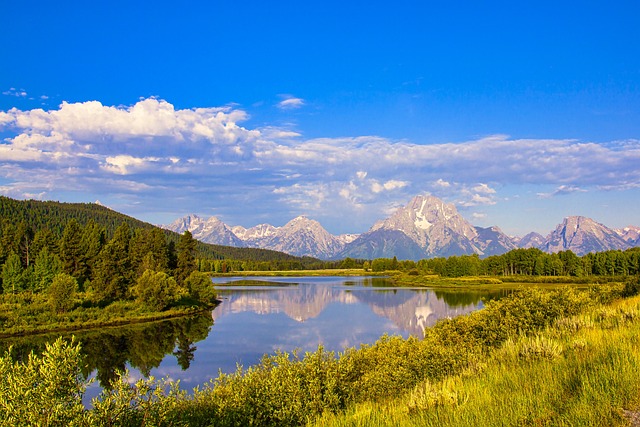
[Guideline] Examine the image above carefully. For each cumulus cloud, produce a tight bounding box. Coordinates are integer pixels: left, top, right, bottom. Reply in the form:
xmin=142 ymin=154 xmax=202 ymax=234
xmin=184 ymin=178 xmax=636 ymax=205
xmin=371 ymin=179 xmax=409 ymax=193
xmin=276 ymin=96 xmax=305 ymax=110
xmin=1 ymin=98 xmax=640 ymax=230
xmin=434 ymin=179 xmax=451 ymax=188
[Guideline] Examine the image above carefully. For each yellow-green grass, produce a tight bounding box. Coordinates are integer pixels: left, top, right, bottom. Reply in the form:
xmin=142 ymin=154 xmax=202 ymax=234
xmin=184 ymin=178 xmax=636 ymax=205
xmin=310 ymin=294 xmax=640 ymax=427
xmin=210 ymin=269 xmax=383 ymax=277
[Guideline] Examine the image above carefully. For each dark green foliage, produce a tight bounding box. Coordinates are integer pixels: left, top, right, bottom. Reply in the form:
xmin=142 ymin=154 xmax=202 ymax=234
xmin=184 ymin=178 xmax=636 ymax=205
xmin=1 ymin=252 xmax=24 ymax=294
xmin=622 ymin=275 xmax=640 ymax=297
xmin=412 ymin=247 xmax=640 ymax=278
xmin=33 ymin=247 xmax=62 ymax=292
xmin=80 ymin=220 xmax=106 ymax=282
xmin=31 ymin=227 xmax=58 ymax=261
xmin=59 ymin=219 xmax=85 ymax=281
xmin=130 ymin=228 xmax=170 ymax=278
xmin=91 ymin=223 xmax=133 ymax=302
xmin=176 ymin=231 xmax=197 ymax=284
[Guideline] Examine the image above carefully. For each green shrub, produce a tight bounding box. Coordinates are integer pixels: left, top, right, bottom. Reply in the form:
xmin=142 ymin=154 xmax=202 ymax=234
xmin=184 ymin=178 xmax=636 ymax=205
xmin=0 ymin=338 xmax=87 ymax=426
xmin=130 ymin=270 xmax=187 ymax=311
xmin=185 ymin=271 xmax=217 ymax=304
xmin=48 ymin=273 xmax=78 ymax=313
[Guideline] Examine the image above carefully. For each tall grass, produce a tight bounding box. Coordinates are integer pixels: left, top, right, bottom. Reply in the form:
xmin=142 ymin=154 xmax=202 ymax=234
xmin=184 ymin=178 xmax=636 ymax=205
xmin=310 ymin=295 xmax=640 ymax=427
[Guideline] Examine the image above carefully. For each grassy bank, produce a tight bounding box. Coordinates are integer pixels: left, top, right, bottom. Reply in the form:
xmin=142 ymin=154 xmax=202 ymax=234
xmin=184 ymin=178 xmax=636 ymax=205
xmin=0 ymin=291 xmax=215 ymax=338
xmin=210 ymin=269 xmax=384 ymax=277
xmin=391 ymin=272 xmax=630 ymax=289
xmin=311 ymin=291 xmax=640 ymax=427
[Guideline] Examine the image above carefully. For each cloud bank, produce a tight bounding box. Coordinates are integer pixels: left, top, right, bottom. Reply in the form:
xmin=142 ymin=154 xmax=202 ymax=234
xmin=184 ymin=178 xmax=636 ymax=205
xmin=1 ymin=98 xmax=639 ymax=230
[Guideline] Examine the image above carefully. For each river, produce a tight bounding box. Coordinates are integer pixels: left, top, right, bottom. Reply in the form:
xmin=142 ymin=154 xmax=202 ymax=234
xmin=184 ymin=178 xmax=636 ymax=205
xmin=0 ymin=276 xmax=503 ymax=401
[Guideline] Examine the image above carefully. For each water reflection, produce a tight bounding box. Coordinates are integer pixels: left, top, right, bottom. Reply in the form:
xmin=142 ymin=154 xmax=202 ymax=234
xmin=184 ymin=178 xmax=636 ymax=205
xmin=0 ymin=313 xmax=213 ymax=388
xmin=212 ymin=276 xmax=482 ymax=338
xmin=1 ymin=276 xmax=494 ymax=397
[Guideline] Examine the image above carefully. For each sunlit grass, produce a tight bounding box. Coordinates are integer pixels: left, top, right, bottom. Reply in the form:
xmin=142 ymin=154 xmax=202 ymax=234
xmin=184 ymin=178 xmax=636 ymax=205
xmin=310 ymin=295 xmax=640 ymax=427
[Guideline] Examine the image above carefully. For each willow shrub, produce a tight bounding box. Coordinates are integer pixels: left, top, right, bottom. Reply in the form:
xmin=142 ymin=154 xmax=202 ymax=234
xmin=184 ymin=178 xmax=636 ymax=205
xmin=0 ymin=338 xmax=86 ymax=427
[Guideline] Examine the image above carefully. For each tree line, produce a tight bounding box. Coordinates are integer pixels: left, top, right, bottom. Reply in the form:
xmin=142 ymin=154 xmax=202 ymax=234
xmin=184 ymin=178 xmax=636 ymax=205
xmin=0 ymin=217 xmax=216 ymax=311
xmin=367 ymin=247 xmax=640 ymax=277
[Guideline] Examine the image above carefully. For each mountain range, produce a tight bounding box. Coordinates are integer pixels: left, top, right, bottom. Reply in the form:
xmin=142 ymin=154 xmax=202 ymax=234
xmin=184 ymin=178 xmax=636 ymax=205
xmin=163 ymin=195 xmax=640 ymax=261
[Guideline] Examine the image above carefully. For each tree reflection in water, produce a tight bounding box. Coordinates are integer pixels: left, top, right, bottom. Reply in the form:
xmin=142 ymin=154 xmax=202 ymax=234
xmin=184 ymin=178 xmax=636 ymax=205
xmin=0 ymin=312 xmax=213 ymax=388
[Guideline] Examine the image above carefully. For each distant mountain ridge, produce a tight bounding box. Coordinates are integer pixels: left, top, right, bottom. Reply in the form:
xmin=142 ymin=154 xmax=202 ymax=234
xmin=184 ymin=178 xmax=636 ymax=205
xmin=165 ymin=194 xmax=639 ymax=260
xmin=542 ymin=216 xmax=631 ymax=255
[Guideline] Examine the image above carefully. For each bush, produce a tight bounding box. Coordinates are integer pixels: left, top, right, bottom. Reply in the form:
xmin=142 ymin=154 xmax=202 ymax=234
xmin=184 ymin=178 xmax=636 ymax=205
xmin=48 ymin=273 xmax=77 ymax=313
xmin=622 ymin=275 xmax=640 ymax=297
xmin=130 ymin=270 xmax=187 ymax=311
xmin=0 ymin=338 xmax=87 ymax=426
xmin=185 ymin=271 xmax=217 ymax=304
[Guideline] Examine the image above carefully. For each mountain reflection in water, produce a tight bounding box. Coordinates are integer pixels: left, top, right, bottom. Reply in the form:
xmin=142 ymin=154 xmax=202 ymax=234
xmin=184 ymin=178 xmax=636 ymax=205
xmin=212 ymin=276 xmax=483 ymax=337
xmin=1 ymin=276 xmax=496 ymax=399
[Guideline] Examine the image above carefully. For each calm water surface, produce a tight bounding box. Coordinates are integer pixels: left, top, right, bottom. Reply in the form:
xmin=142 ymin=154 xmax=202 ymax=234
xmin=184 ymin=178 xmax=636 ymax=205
xmin=1 ymin=276 xmax=503 ymax=400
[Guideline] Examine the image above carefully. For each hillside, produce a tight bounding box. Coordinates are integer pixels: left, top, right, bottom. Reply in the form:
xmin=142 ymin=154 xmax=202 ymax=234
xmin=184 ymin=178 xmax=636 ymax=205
xmin=0 ymin=196 xmax=312 ymax=263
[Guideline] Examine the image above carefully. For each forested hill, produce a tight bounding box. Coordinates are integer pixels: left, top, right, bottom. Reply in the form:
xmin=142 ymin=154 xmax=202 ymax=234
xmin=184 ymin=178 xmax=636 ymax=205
xmin=0 ymin=196 xmax=156 ymax=237
xmin=0 ymin=196 xmax=311 ymax=263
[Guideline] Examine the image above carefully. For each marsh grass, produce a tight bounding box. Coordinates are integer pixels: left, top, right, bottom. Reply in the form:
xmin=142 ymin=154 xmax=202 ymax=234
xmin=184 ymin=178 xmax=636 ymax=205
xmin=310 ymin=294 xmax=640 ymax=427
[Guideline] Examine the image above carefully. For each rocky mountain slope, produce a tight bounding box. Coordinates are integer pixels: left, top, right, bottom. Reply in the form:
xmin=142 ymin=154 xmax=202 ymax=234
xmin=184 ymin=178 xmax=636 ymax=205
xmin=163 ymin=195 xmax=640 ymax=260
xmin=164 ymin=214 xmax=246 ymax=247
xmin=617 ymin=225 xmax=640 ymax=246
xmin=338 ymin=195 xmax=515 ymax=260
xmin=517 ymin=232 xmax=546 ymax=249
xmin=542 ymin=216 xmax=631 ymax=255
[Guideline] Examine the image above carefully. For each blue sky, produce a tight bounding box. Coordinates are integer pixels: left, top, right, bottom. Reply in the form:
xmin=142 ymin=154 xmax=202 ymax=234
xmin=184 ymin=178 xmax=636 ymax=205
xmin=1 ymin=1 xmax=639 ymax=237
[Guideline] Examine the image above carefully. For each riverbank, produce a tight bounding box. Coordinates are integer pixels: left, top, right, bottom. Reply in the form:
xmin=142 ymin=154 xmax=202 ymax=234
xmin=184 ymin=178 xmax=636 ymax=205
xmin=214 ymin=269 xmax=629 ymax=291
xmin=210 ymin=268 xmax=386 ymax=277
xmin=0 ymin=291 xmax=217 ymax=338
xmin=311 ymin=288 xmax=640 ymax=427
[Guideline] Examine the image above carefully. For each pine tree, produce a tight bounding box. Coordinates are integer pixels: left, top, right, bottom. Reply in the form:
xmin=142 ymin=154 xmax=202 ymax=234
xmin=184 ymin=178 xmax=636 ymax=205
xmin=59 ymin=219 xmax=84 ymax=280
xmin=1 ymin=252 xmax=24 ymax=294
xmin=31 ymin=228 xmax=59 ymax=260
xmin=80 ymin=220 xmax=106 ymax=283
xmin=176 ymin=231 xmax=197 ymax=284
xmin=92 ymin=222 xmax=132 ymax=302
xmin=34 ymin=247 xmax=63 ymax=292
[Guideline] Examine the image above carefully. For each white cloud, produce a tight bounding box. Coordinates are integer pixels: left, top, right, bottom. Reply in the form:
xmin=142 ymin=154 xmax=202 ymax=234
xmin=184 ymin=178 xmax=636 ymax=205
xmin=277 ymin=96 xmax=305 ymax=110
xmin=102 ymin=155 xmax=161 ymax=175
xmin=371 ymin=179 xmax=409 ymax=193
xmin=1 ymin=99 xmax=640 ymax=232
xmin=434 ymin=179 xmax=450 ymax=188
xmin=2 ymin=88 xmax=27 ymax=97
xmin=473 ymin=183 xmax=496 ymax=194
xmin=537 ymin=185 xmax=588 ymax=199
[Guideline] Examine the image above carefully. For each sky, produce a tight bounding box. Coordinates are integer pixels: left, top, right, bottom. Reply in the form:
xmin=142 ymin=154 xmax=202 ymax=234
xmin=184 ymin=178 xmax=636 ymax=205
xmin=1 ymin=1 xmax=639 ymax=237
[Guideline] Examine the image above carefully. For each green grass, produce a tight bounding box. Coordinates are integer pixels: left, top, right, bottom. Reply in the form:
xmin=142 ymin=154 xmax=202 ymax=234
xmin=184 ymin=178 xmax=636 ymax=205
xmin=211 ymin=268 xmax=383 ymax=277
xmin=309 ymin=294 xmax=640 ymax=427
